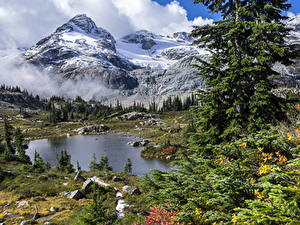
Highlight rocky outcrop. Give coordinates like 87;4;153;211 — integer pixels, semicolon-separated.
60;190;83;200
139;118;166;126
119;112;152;121
76;124;109;134
82;179;94;194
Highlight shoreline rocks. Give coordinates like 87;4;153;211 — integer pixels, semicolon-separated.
128;139;149;147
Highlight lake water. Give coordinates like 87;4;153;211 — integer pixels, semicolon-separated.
26;134;171;176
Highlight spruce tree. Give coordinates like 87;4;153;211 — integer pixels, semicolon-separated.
89;153;99;171
143;1;299;224
191;0;298;144
15;128;30;162
56;149;74;173
4;119;14;154
98;155;112;171
124;158;132;174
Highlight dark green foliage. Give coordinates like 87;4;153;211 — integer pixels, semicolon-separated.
98;155;112;171
124;158;132;174
3;149;16;161
77;193;117;225
182;123;196;139
56;149;74;173
15;128;30;163
89;153;112;171
143;127;299;223
0;167;4;183
76;160;81;172
142;1;300;224
4;118;14;155
89;153;99;171
160;94;197;112
190;0;298;144
22;150;50;173
0;141;5;154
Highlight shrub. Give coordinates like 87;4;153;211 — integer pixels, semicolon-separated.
21;151;50;173
77;191;116;224
136;205;182;225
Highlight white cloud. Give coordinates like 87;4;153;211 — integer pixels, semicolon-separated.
192;16;214;26
0;0;213;49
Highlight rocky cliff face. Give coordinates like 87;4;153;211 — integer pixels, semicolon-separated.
23;14;300;105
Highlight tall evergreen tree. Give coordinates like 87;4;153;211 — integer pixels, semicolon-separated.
4;119;14;154
143;1;300;224
191;0;298;144
124;158;132;174
56;149;74;173
15;128;30;162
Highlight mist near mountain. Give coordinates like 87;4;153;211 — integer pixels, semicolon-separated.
0;49;114;101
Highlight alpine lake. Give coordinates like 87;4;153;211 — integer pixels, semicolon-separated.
26;134;171;176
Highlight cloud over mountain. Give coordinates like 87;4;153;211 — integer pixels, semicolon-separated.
0;0;213;49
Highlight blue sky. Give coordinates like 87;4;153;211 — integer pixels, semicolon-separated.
154;0;300;20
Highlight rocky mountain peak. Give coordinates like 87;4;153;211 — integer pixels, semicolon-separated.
173;32;193;43
55;14;114;41
56;14;96;34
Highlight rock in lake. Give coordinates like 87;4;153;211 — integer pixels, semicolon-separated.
128;139;149;147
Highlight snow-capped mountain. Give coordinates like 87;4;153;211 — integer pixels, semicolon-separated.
23;14;209;104
23;14;299;104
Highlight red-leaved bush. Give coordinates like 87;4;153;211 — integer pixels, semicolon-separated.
161;146;177;155
136;206;182;225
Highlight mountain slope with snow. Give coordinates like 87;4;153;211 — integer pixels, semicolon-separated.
22;14;300;104
22;14;209;104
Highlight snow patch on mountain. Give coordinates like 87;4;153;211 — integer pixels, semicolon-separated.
117;30;207;69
